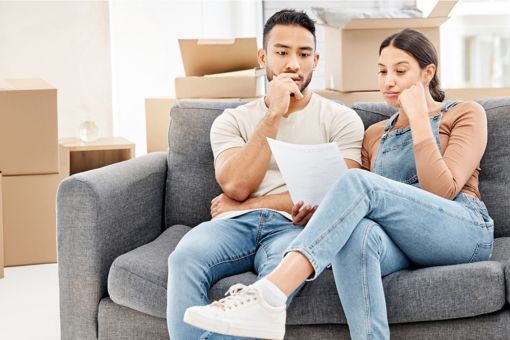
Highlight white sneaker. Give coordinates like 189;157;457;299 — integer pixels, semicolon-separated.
183;283;286;340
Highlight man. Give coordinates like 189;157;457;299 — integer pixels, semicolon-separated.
167;9;364;339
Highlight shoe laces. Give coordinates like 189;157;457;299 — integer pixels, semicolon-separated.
211;284;260;311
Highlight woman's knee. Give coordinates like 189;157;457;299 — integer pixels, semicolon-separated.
340;220;385;256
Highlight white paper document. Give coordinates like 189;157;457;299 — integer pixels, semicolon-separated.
267;138;348;206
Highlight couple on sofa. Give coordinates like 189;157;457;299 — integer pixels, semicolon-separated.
167;9;494;340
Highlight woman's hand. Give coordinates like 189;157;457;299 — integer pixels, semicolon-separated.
398;82;428;123
291;201;317;226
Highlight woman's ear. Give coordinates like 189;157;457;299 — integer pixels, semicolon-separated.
257;48;266;68
423;64;436;84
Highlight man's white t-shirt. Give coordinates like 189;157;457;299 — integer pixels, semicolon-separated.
210;93;364;220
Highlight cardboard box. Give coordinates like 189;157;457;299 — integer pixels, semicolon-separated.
2;172;64;266
443;87;510;101
315;87;510;107
175;38;265;98
314;89;383;107
145;97;259;153
0;78;59;175
0;172;4;278
324;1;457;92
145;98;176;152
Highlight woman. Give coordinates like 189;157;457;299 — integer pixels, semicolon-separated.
183;28;494;340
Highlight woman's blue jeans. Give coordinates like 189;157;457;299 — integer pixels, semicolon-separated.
286;169;494;340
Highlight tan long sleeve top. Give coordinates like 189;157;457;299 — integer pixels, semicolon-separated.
361;101;487;200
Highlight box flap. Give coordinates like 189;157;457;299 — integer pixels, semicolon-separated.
179;38;259;76
204;67;265;78
328;0;456;30
0;78;55;90
342;16;448;30
427;0;457;18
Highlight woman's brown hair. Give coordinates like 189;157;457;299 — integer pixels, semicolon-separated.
379;28;445;102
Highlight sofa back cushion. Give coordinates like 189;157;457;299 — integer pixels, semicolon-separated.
476;97;510;238
165;100;247;228
165;97;510;238
352;97;510;238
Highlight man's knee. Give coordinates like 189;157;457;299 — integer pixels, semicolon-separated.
168;245;186;271
168;221;218;267
168;229;209;277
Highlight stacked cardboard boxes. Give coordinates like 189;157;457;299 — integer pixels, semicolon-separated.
175;38;264;99
146;38;266;152
0;78;62;267
322;0;457;101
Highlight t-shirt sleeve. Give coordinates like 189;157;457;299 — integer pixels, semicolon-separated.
414;101;487;199
329;107;365;165
210;109;246;161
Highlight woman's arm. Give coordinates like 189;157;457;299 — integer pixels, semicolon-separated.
413;101;487;199
399;83;487;200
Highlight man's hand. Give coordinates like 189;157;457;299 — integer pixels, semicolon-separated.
398;82;428;123
210;193;246;218
291;201;317;226
266;73;304;117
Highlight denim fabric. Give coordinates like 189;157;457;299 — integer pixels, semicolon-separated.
288;170;494;340
374;112;441;186
374;100;457;186
285;102;494;340
166;210;302;340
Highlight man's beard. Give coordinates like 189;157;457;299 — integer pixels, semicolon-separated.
298;72;313;92
266;71;313;93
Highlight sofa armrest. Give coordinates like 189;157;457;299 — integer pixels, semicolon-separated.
57;152;167;340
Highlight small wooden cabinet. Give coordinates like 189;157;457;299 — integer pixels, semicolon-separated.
59;137;135;176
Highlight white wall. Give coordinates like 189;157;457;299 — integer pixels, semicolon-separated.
109;0;263;155
0;1;112;139
441;0;510;88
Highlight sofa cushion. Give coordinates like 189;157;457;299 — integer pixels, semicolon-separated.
164;97;510;236
507;265;510;305
164;100;248;228
476;97;510;238
493;237;510;304
108;228;509;324
107;224;191;318
352;102;396;129
210;258;507;325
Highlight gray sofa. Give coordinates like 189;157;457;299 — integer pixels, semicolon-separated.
57;97;510;340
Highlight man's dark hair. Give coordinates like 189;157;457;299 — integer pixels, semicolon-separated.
263;9;316;49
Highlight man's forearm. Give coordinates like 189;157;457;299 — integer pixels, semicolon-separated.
243;192;293;214
216;112;282;200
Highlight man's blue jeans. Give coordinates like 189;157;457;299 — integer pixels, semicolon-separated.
286;169;494;340
167;210;302;339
